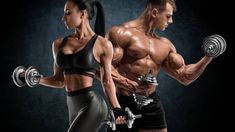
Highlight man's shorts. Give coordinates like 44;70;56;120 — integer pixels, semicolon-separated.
107;91;167;132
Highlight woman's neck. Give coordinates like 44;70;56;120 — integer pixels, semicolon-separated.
74;19;95;39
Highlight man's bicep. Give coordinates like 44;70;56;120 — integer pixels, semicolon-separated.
106;26;119;43
162;59;175;77
107;26;128;66
161;52;186;82
112;46;124;67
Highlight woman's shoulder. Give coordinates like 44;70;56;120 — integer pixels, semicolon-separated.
53;35;71;46
95;35;113;53
53;38;63;44
96;35;112;46
52;38;64;52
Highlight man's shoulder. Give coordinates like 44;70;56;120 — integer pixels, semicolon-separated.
155;36;176;51
107;24;133;47
108;25;130;35
109;20;136;33
107;25;134;43
158;36;171;44
121;21;134;28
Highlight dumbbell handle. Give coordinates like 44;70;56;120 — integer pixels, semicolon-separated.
132;114;142;119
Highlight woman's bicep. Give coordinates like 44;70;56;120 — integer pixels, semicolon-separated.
52;39;64;80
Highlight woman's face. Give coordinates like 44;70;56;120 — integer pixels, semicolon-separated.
62;1;83;29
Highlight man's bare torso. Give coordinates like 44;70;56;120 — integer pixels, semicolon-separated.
110;22;174;95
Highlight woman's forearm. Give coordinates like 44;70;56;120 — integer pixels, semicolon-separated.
39;76;65;88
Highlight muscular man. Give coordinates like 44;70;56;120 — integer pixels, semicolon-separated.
106;0;218;132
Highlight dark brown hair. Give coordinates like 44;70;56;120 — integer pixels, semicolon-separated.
67;0;105;36
147;0;177;12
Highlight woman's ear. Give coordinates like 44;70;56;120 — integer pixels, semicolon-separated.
151;8;158;18
80;10;85;19
80;10;87;19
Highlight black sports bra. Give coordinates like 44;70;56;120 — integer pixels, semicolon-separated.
56;34;100;77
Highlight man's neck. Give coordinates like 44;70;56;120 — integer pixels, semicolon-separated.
134;13;156;36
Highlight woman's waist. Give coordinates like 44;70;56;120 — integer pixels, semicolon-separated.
66;86;94;96
64;74;94;91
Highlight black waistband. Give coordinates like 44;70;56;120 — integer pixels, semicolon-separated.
117;91;157;98
67;87;93;96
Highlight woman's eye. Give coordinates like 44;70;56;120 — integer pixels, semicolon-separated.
65;10;72;15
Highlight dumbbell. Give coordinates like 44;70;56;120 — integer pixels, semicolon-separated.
102;109;116;130
12;66;43;87
125;107;142;129
102;107;142;130
138;73;158;86
202;34;226;58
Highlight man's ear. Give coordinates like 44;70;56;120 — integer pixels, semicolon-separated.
151;8;159;18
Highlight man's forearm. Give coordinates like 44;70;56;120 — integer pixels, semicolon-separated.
181;56;213;85
111;66;132;88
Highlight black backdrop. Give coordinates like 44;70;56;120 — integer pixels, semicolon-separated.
1;0;233;132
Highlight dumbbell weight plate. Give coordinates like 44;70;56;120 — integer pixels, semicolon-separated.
202;36;220;57
202;34;226;57
125;107;142;129
125;107;135;129
109;109;116;131
12;66;26;87
25;66;41;87
213;34;226;54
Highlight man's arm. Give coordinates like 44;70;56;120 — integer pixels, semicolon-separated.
162;38;213;86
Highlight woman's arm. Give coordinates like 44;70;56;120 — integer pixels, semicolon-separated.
39;39;65;88
99;38;121;108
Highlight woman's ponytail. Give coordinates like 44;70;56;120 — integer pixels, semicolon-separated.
92;1;105;37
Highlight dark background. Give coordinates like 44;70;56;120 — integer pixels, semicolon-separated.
1;0;233;132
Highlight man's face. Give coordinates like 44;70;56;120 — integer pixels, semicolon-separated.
154;3;174;31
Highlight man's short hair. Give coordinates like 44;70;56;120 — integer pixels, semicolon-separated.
147;0;177;12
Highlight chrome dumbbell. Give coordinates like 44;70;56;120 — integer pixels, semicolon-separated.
202;34;226;58
12;66;43;87
102;107;142;130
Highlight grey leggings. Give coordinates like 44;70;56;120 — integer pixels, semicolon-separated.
66;87;108;132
